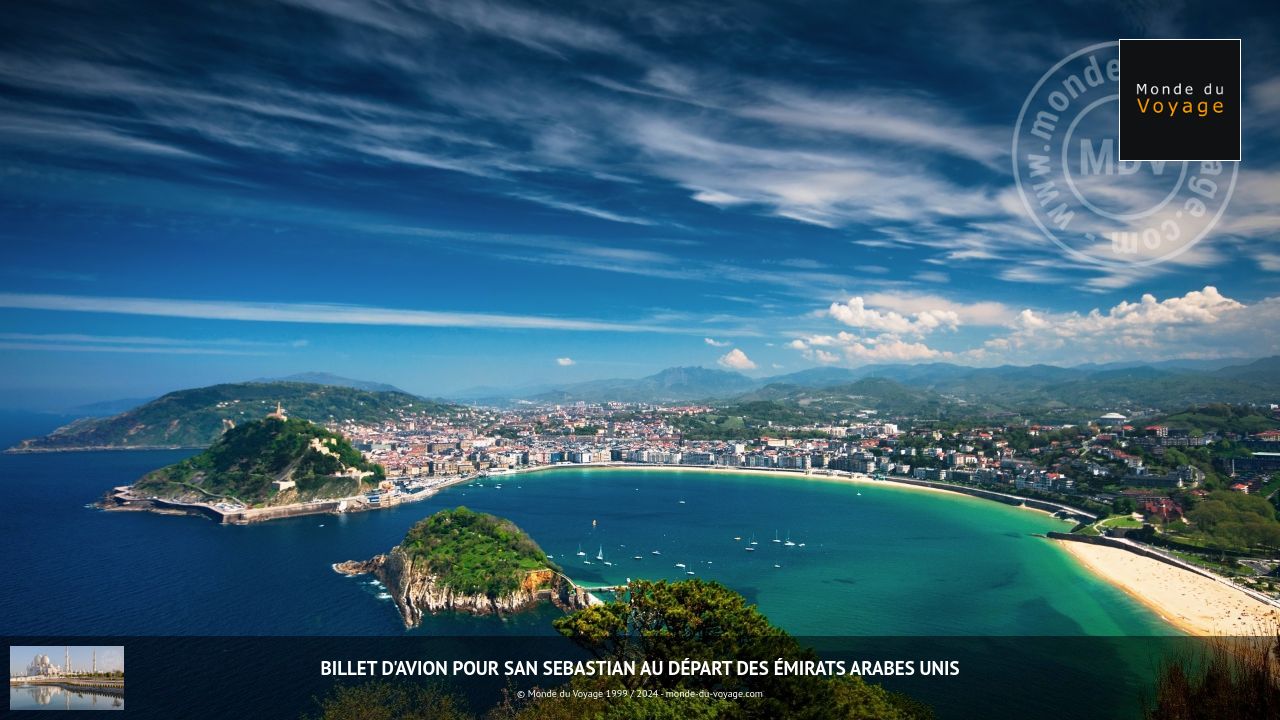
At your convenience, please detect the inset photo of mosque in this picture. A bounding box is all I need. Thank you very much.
[9,646,124,711]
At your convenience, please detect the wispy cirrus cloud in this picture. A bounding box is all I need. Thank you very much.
[0,293,692,334]
[737,85,1007,168]
[0,332,299,356]
[0,0,1024,242]
[625,114,1009,229]
[504,191,657,226]
[0,332,304,347]
[1,0,1275,386]
[414,0,648,60]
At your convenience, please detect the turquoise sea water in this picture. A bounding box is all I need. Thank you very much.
[0,436,1171,637]
[0,414,1182,717]
[501,466,1172,637]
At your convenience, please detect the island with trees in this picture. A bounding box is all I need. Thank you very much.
[334,507,588,626]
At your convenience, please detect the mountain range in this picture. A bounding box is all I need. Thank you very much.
[253,372,409,394]
[447,357,1280,414]
[10,381,456,452]
[12,357,1279,451]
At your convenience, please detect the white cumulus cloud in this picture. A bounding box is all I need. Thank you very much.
[555,357,575,366]
[827,296,960,336]
[717,348,757,370]
[792,286,1278,367]
[791,334,948,364]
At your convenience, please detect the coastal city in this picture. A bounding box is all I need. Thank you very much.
[281,398,1279,600]
[334,401,1276,508]
[87,379,1280,641]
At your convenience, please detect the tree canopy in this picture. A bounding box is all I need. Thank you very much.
[401,507,556,598]
[1186,491,1280,551]
[537,579,932,720]
[135,417,383,504]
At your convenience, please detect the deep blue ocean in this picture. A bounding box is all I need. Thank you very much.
[0,412,1195,718]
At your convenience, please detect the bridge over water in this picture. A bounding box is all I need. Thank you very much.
[549,571,627,604]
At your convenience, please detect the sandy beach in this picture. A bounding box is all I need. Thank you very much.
[515,462,1038,505]
[1056,540,1280,636]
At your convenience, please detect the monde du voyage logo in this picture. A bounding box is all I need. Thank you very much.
[1013,40,1240,267]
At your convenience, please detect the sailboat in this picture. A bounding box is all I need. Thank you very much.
[750,533,758,546]
[772,530,781,543]
[597,545,604,561]
[784,530,795,547]
[576,544,586,557]
[674,562,686,568]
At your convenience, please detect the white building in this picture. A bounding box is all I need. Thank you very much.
[27,654,60,677]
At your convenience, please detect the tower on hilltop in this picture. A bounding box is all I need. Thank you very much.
[267,402,287,421]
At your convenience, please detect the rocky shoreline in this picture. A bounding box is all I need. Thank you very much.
[6,443,206,454]
[334,548,591,627]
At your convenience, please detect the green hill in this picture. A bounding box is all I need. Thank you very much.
[400,507,558,598]
[1144,404,1280,435]
[134,417,383,506]
[10,381,455,451]
[671,378,976,439]
[713,362,1280,423]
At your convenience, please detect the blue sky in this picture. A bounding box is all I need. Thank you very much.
[9,646,124,675]
[1,0,1279,407]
